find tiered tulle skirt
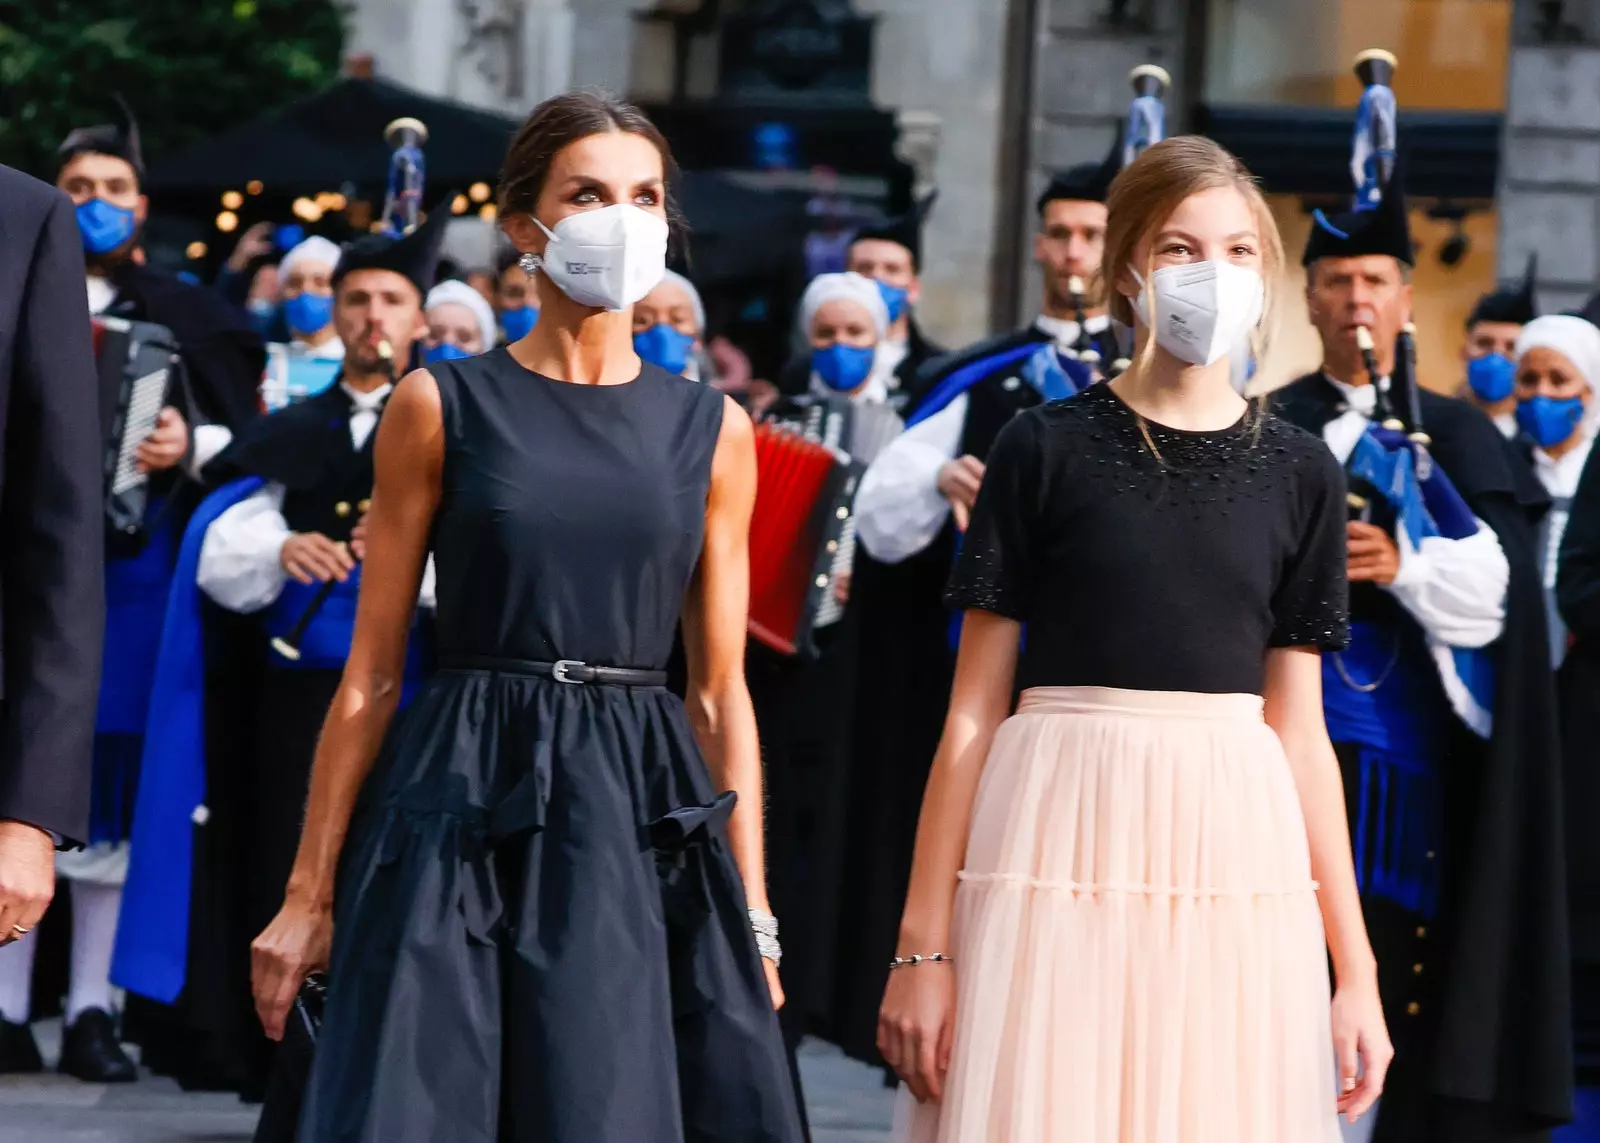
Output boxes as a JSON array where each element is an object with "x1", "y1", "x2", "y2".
[{"x1": 895, "y1": 686, "x2": 1342, "y2": 1143}]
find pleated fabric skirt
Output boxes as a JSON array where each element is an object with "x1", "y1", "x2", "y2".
[{"x1": 894, "y1": 686, "x2": 1341, "y2": 1143}]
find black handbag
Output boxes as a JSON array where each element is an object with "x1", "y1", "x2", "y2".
[{"x1": 252, "y1": 974, "x2": 327, "y2": 1143}]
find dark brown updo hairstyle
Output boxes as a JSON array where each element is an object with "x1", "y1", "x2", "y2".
[{"x1": 497, "y1": 90, "x2": 686, "y2": 247}]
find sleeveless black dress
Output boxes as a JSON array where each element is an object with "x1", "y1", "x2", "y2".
[{"x1": 298, "y1": 351, "x2": 803, "y2": 1142}]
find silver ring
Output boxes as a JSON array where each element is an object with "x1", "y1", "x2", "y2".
[{"x1": 10, "y1": 925, "x2": 30, "y2": 936}]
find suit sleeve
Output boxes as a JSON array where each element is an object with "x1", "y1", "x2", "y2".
[{"x1": 0, "y1": 191, "x2": 105, "y2": 843}]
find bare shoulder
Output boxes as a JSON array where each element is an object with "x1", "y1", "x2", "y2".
[
  {"x1": 716, "y1": 392, "x2": 754, "y2": 449},
  {"x1": 385, "y1": 369, "x2": 444, "y2": 434}
]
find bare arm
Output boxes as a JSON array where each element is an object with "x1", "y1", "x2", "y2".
[
  {"x1": 284, "y1": 370, "x2": 443, "y2": 906},
  {"x1": 895, "y1": 610, "x2": 1019, "y2": 951},
  {"x1": 1262, "y1": 645, "x2": 1391, "y2": 1119},
  {"x1": 679, "y1": 396, "x2": 768, "y2": 911},
  {"x1": 251, "y1": 367, "x2": 442, "y2": 1037},
  {"x1": 878, "y1": 609, "x2": 1018, "y2": 1102}
]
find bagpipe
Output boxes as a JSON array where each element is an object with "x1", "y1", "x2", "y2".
[
  {"x1": 1335, "y1": 50, "x2": 1494, "y2": 737},
  {"x1": 269, "y1": 119, "x2": 422, "y2": 661},
  {"x1": 95, "y1": 315, "x2": 181, "y2": 556},
  {"x1": 1105, "y1": 64, "x2": 1170, "y2": 380}
]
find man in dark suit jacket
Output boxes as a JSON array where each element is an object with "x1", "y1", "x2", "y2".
[{"x1": 0, "y1": 168, "x2": 105, "y2": 957}]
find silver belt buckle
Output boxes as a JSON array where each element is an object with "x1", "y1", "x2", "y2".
[{"x1": 550, "y1": 659, "x2": 586, "y2": 684}]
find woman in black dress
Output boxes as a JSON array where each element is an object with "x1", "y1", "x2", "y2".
[{"x1": 249, "y1": 93, "x2": 803, "y2": 1142}]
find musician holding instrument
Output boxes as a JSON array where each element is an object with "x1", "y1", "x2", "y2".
[
  {"x1": 0, "y1": 97, "x2": 266, "y2": 1086},
  {"x1": 1461, "y1": 257, "x2": 1538, "y2": 440},
  {"x1": 1273, "y1": 49, "x2": 1570, "y2": 1143}
]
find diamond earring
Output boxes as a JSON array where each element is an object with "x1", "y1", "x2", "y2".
[{"x1": 518, "y1": 251, "x2": 539, "y2": 275}]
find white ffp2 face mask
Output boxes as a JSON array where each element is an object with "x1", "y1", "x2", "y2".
[
  {"x1": 530, "y1": 204, "x2": 669, "y2": 312},
  {"x1": 1132, "y1": 260, "x2": 1264, "y2": 367}
]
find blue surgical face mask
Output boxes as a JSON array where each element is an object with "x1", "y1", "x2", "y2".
[
  {"x1": 1467, "y1": 352, "x2": 1516, "y2": 404},
  {"x1": 812, "y1": 342, "x2": 876, "y2": 393},
  {"x1": 76, "y1": 197, "x2": 137, "y2": 256},
  {"x1": 633, "y1": 323, "x2": 696, "y2": 375},
  {"x1": 424, "y1": 342, "x2": 474, "y2": 364},
  {"x1": 501, "y1": 305, "x2": 537, "y2": 342},
  {"x1": 282, "y1": 291, "x2": 334, "y2": 337},
  {"x1": 875, "y1": 279, "x2": 909, "y2": 324},
  {"x1": 1517, "y1": 394, "x2": 1586, "y2": 449}
]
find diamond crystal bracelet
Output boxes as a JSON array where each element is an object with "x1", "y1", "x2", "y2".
[{"x1": 749, "y1": 908, "x2": 782, "y2": 966}]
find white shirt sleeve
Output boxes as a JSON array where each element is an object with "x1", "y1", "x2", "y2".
[
  {"x1": 187, "y1": 423, "x2": 234, "y2": 480},
  {"x1": 1386, "y1": 518, "x2": 1509, "y2": 649},
  {"x1": 855, "y1": 392, "x2": 967, "y2": 565},
  {"x1": 197, "y1": 483, "x2": 291, "y2": 614},
  {"x1": 418, "y1": 554, "x2": 438, "y2": 611}
]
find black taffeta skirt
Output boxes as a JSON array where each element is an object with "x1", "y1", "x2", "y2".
[{"x1": 291, "y1": 666, "x2": 804, "y2": 1143}]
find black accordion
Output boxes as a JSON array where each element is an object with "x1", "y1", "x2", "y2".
[{"x1": 93, "y1": 315, "x2": 178, "y2": 554}]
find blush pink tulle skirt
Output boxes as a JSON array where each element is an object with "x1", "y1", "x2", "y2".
[{"x1": 894, "y1": 686, "x2": 1342, "y2": 1143}]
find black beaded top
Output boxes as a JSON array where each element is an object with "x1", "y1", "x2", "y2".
[{"x1": 946, "y1": 383, "x2": 1350, "y2": 695}]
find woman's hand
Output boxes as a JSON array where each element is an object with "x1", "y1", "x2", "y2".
[
  {"x1": 877, "y1": 961, "x2": 955, "y2": 1103},
  {"x1": 1330, "y1": 974, "x2": 1393, "y2": 1123},
  {"x1": 764, "y1": 959, "x2": 785, "y2": 1010},
  {"x1": 251, "y1": 897, "x2": 333, "y2": 1041}
]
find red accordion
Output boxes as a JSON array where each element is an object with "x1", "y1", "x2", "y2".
[{"x1": 748, "y1": 422, "x2": 861, "y2": 658}]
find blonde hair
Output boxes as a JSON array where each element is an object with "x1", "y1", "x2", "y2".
[{"x1": 1100, "y1": 136, "x2": 1284, "y2": 377}]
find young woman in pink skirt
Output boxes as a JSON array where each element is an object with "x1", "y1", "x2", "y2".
[{"x1": 878, "y1": 135, "x2": 1393, "y2": 1142}]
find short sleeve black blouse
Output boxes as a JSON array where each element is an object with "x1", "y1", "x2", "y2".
[{"x1": 945, "y1": 383, "x2": 1349, "y2": 695}]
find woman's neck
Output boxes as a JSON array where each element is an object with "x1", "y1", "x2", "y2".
[
  {"x1": 1108, "y1": 333, "x2": 1245, "y2": 432},
  {"x1": 513, "y1": 283, "x2": 639, "y2": 386}
]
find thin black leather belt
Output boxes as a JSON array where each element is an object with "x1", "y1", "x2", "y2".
[{"x1": 439, "y1": 654, "x2": 667, "y2": 688}]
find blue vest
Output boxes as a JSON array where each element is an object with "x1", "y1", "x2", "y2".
[{"x1": 1324, "y1": 619, "x2": 1448, "y2": 918}]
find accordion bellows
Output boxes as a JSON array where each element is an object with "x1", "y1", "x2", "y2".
[{"x1": 748, "y1": 422, "x2": 858, "y2": 658}]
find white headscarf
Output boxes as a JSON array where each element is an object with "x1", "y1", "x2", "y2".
[
  {"x1": 278, "y1": 236, "x2": 342, "y2": 284},
  {"x1": 1516, "y1": 315, "x2": 1600, "y2": 395},
  {"x1": 653, "y1": 270, "x2": 706, "y2": 333},
  {"x1": 426, "y1": 279, "x2": 499, "y2": 351},
  {"x1": 799, "y1": 271, "x2": 889, "y2": 342}
]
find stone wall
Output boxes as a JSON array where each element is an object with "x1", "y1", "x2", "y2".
[
  {"x1": 1498, "y1": 1, "x2": 1600, "y2": 314},
  {"x1": 1011, "y1": 0, "x2": 1191, "y2": 325}
]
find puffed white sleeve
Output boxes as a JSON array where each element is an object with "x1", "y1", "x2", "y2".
[
  {"x1": 1386, "y1": 519, "x2": 1509, "y2": 649},
  {"x1": 197, "y1": 483, "x2": 291, "y2": 614},
  {"x1": 186, "y1": 423, "x2": 234, "y2": 480},
  {"x1": 854, "y1": 392, "x2": 967, "y2": 565}
]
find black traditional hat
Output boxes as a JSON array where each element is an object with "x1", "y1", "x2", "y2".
[
  {"x1": 1302, "y1": 169, "x2": 1415, "y2": 267},
  {"x1": 57, "y1": 93, "x2": 145, "y2": 180},
  {"x1": 1037, "y1": 124, "x2": 1124, "y2": 213},
  {"x1": 332, "y1": 200, "x2": 452, "y2": 298},
  {"x1": 851, "y1": 192, "x2": 938, "y2": 270},
  {"x1": 1467, "y1": 254, "x2": 1538, "y2": 327}
]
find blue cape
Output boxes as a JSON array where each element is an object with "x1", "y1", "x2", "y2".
[{"x1": 112, "y1": 477, "x2": 263, "y2": 1003}]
